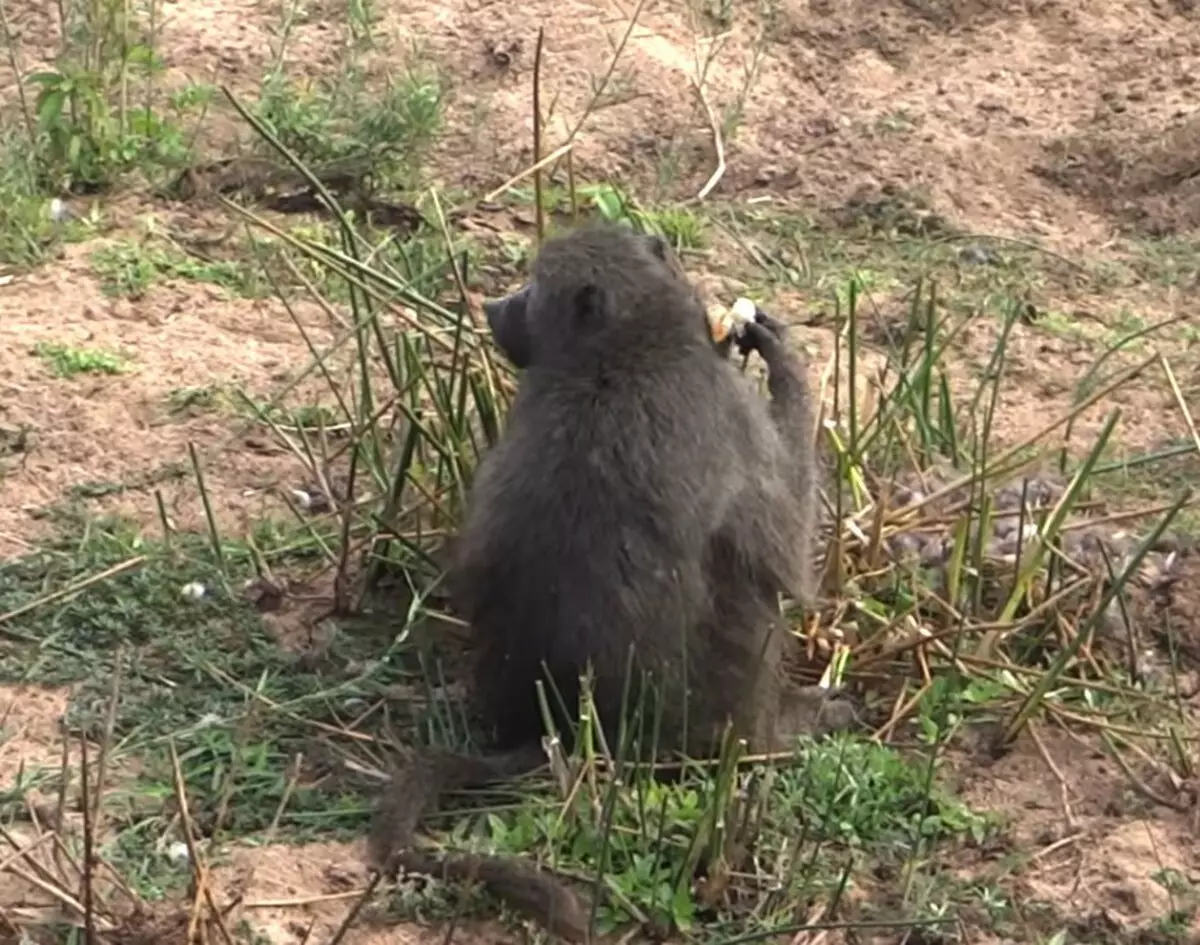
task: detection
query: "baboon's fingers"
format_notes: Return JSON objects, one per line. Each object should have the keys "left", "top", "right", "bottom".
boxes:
{"left": 752, "top": 307, "right": 786, "bottom": 338}
{"left": 735, "top": 318, "right": 784, "bottom": 358}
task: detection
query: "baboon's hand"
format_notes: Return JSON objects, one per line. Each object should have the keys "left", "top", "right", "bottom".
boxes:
{"left": 735, "top": 309, "right": 786, "bottom": 359}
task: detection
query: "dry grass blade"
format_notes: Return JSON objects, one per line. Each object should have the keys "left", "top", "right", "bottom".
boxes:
{"left": 168, "top": 739, "right": 236, "bottom": 945}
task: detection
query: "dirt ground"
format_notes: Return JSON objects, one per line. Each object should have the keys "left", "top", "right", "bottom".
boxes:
{"left": 2, "top": 0, "right": 1200, "bottom": 942}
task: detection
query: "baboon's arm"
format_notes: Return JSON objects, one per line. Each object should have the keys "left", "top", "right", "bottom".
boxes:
{"left": 731, "top": 315, "right": 818, "bottom": 604}
{"left": 738, "top": 314, "right": 815, "bottom": 460}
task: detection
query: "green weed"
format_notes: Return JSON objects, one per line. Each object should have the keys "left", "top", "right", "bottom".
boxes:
{"left": 28, "top": 67, "right": 198, "bottom": 190}
{"left": 465, "top": 733, "right": 990, "bottom": 937}
{"left": 0, "top": 132, "right": 97, "bottom": 265}
{"left": 14, "top": 0, "right": 208, "bottom": 192}
{"left": 166, "top": 384, "right": 226, "bottom": 416}
{"left": 235, "top": 394, "right": 343, "bottom": 435}
{"left": 91, "top": 239, "right": 256, "bottom": 297}
{"left": 0, "top": 515, "right": 399, "bottom": 888}
{"left": 1129, "top": 235, "right": 1200, "bottom": 288}
{"left": 251, "top": 54, "right": 446, "bottom": 190}
{"left": 33, "top": 340, "right": 129, "bottom": 377}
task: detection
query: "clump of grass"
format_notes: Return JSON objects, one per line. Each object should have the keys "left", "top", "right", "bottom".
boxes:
{"left": 233, "top": 392, "right": 345, "bottom": 437}
{"left": 580, "top": 182, "right": 708, "bottom": 250}
{"left": 0, "top": 0, "right": 214, "bottom": 270}
{"left": 250, "top": 10, "right": 446, "bottom": 194}
{"left": 33, "top": 340, "right": 129, "bottom": 377}
{"left": 450, "top": 729, "right": 992, "bottom": 937}
{"left": 166, "top": 384, "right": 226, "bottom": 416}
{"left": 502, "top": 180, "right": 709, "bottom": 252}
{"left": 0, "top": 522, "right": 358, "bottom": 923}
{"left": 0, "top": 513, "right": 384, "bottom": 817}
{"left": 91, "top": 239, "right": 256, "bottom": 297}
{"left": 0, "top": 130, "right": 97, "bottom": 266}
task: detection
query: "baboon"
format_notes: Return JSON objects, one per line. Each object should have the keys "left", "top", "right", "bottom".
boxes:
{"left": 369, "top": 222, "right": 856, "bottom": 939}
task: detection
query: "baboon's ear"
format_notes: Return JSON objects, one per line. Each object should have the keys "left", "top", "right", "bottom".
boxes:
{"left": 570, "top": 282, "right": 615, "bottom": 333}
{"left": 484, "top": 285, "right": 534, "bottom": 369}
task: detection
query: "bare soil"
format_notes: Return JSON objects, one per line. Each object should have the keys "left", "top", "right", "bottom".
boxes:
{"left": 956, "top": 727, "right": 1200, "bottom": 940}
{"left": 2, "top": 0, "right": 1200, "bottom": 942}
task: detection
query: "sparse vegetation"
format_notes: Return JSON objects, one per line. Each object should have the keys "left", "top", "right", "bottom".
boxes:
{"left": 91, "top": 239, "right": 256, "bottom": 297}
{"left": 1, "top": 1, "right": 1199, "bottom": 944}
{"left": 165, "top": 384, "right": 225, "bottom": 415}
{"left": 33, "top": 340, "right": 129, "bottom": 376}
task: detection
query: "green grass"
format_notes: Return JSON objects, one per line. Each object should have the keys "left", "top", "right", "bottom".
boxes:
{"left": 33, "top": 340, "right": 130, "bottom": 377}
{"left": 90, "top": 240, "right": 258, "bottom": 298}
{"left": 463, "top": 734, "right": 994, "bottom": 937}
{"left": 0, "top": 132, "right": 98, "bottom": 266}
{"left": 1127, "top": 234, "right": 1200, "bottom": 288}
{"left": 252, "top": 59, "right": 445, "bottom": 187}
{"left": 0, "top": 510, "right": 998, "bottom": 936}
{"left": 0, "top": 0, "right": 447, "bottom": 276}
{"left": 4, "top": 0, "right": 211, "bottom": 201}
{"left": 0, "top": 516, "right": 405, "bottom": 895}
{"left": 166, "top": 384, "right": 227, "bottom": 416}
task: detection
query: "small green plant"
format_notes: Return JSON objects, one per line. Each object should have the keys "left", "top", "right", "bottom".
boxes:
{"left": 251, "top": 56, "right": 445, "bottom": 188}
{"left": 359, "top": 64, "right": 445, "bottom": 161}
{"left": 1150, "top": 868, "right": 1200, "bottom": 941}
{"left": 33, "top": 341, "right": 128, "bottom": 377}
{"left": 22, "top": 0, "right": 205, "bottom": 191}
{"left": 235, "top": 394, "right": 343, "bottom": 434}
{"left": 876, "top": 108, "right": 920, "bottom": 134}
{"left": 29, "top": 67, "right": 194, "bottom": 190}
{"left": 462, "top": 731, "right": 989, "bottom": 938}
{"left": 577, "top": 183, "right": 707, "bottom": 250}
{"left": 166, "top": 385, "right": 225, "bottom": 416}
{"left": 777, "top": 734, "right": 993, "bottom": 846}
{"left": 91, "top": 240, "right": 255, "bottom": 297}
{"left": 834, "top": 269, "right": 890, "bottom": 310}
{"left": 0, "top": 133, "right": 96, "bottom": 265}
{"left": 645, "top": 206, "right": 707, "bottom": 250}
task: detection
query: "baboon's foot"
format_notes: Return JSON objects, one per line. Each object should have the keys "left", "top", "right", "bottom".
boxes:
{"left": 777, "top": 684, "right": 862, "bottom": 743}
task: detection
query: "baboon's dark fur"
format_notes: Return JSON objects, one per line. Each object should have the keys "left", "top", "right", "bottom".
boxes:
{"left": 465, "top": 221, "right": 828, "bottom": 753}
{"left": 369, "top": 222, "right": 854, "bottom": 940}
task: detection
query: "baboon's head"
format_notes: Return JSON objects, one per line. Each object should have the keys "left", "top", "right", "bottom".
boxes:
{"left": 482, "top": 223, "right": 710, "bottom": 370}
